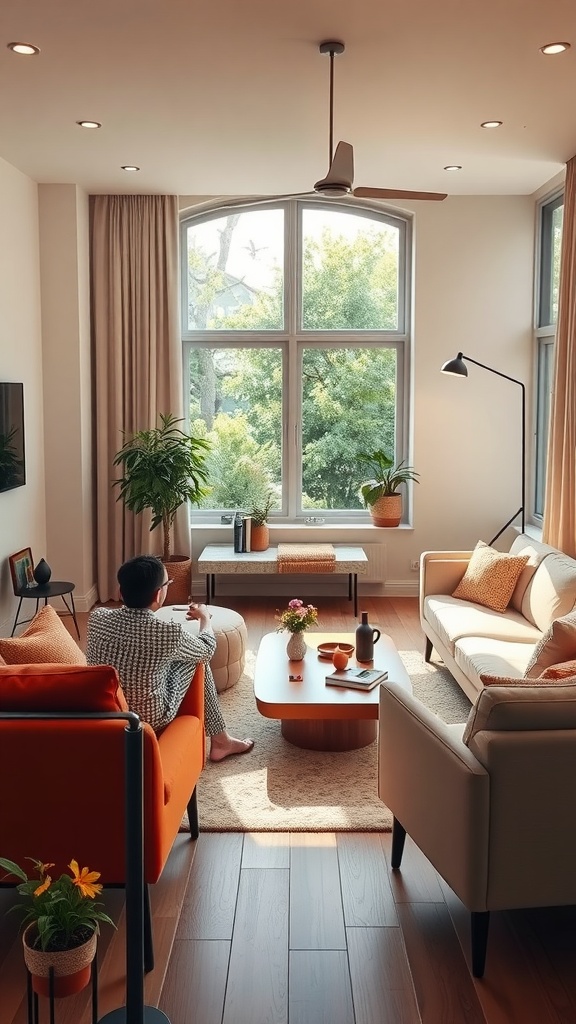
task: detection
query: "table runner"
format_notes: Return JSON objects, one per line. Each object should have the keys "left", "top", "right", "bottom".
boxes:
{"left": 277, "top": 543, "right": 336, "bottom": 573}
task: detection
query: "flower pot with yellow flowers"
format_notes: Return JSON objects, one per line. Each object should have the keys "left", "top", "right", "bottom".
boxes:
{"left": 0, "top": 856, "right": 115, "bottom": 998}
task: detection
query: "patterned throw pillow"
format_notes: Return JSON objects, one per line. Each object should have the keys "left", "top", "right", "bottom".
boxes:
{"left": 524, "top": 612, "right": 576, "bottom": 678}
{"left": 0, "top": 605, "right": 86, "bottom": 665}
{"left": 539, "top": 659, "right": 576, "bottom": 680}
{"left": 452, "top": 541, "right": 530, "bottom": 614}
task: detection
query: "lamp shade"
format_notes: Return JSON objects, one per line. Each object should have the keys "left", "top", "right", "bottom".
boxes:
{"left": 441, "top": 353, "right": 468, "bottom": 376}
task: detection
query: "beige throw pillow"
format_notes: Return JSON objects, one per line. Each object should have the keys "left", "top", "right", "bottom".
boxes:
{"left": 462, "top": 680, "right": 576, "bottom": 746}
{"left": 0, "top": 605, "right": 86, "bottom": 665}
{"left": 452, "top": 541, "right": 529, "bottom": 614}
{"left": 524, "top": 612, "right": 576, "bottom": 678}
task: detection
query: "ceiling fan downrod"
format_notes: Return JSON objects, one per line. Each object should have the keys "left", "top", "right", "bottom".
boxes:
{"left": 319, "top": 41, "right": 344, "bottom": 166}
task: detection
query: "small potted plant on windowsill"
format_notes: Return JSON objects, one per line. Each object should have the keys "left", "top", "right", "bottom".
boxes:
{"left": 357, "top": 450, "right": 420, "bottom": 527}
{"left": 248, "top": 491, "right": 275, "bottom": 551}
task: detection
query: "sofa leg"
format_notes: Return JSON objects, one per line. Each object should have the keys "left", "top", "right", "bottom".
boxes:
{"left": 391, "top": 817, "right": 407, "bottom": 869}
{"left": 424, "top": 637, "right": 433, "bottom": 663}
{"left": 187, "top": 786, "right": 200, "bottom": 840}
{"left": 471, "top": 911, "right": 490, "bottom": 978}
{"left": 144, "top": 882, "right": 154, "bottom": 973}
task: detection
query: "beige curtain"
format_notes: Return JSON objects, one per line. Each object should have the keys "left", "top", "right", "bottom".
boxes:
{"left": 91, "top": 195, "right": 190, "bottom": 600}
{"left": 543, "top": 158, "right": 576, "bottom": 556}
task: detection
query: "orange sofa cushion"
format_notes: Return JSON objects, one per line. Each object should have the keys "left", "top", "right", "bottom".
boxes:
{"left": 0, "top": 663, "right": 128, "bottom": 712}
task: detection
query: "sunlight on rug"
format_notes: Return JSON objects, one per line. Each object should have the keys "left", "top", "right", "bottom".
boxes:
{"left": 188, "top": 648, "right": 472, "bottom": 833}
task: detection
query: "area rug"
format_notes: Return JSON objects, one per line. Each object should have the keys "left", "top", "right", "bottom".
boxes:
{"left": 194, "top": 649, "right": 472, "bottom": 833}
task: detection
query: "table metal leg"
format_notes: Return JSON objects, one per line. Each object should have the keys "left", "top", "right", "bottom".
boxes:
{"left": 60, "top": 591, "right": 81, "bottom": 639}
{"left": 353, "top": 573, "right": 358, "bottom": 617}
{"left": 10, "top": 596, "right": 24, "bottom": 636}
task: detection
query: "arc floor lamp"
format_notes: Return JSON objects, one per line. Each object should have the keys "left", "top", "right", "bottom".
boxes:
{"left": 441, "top": 352, "right": 526, "bottom": 545}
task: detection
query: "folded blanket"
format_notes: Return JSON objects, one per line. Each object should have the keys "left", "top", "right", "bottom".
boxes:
{"left": 277, "top": 543, "right": 336, "bottom": 574}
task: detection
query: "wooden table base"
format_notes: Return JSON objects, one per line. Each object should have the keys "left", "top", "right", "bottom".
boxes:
{"left": 281, "top": 717, "right": 377, "bottom": 751}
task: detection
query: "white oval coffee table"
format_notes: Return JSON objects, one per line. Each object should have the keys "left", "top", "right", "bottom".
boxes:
{"left": 254, "top": 631, "right": 412, "bottom": 751}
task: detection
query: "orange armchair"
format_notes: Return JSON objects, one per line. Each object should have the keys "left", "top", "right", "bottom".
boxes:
{"left": 0, "top": 662, "right": 205, "bottom": 971}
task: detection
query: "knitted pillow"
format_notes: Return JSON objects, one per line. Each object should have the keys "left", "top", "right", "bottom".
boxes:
{"left": 524, "top": 612, "right": 576, "bottom": 678}
{"left": 0, "top": 605, "right": 86, "bottom": 665}
{"left": 539, "top": 659, "right": 576, "bottom": 680}
{"left": 452, "top": 541, "right": 529, "bottom": 613}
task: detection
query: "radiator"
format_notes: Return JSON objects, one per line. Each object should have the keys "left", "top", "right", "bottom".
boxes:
{"left": 362, "top": 542, "right": 387, "bottom": 582}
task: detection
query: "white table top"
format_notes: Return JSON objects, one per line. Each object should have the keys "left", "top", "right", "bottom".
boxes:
{"left": 198, "top": 544, "right": 368, "bottom": 574}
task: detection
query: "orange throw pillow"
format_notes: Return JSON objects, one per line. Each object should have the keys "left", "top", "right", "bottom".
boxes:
{"left": 539, "top": 659, "right": 576, "bottom": 680}
{"left": 0, "top": 605, "right": 86, "bottom": 665}
{"left": 452, "top": 541, "right": 529, "bottom": 613}
{"left": 0, "top": 663, "right": 128, "bottom": 712}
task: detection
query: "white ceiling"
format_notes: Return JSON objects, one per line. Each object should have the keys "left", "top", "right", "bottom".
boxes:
{"left": 1, "top": 0, "right": 575, "bottom": 197}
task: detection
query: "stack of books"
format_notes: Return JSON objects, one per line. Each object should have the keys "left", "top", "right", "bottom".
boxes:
{"left": 233, "top": 513, "right": 252, "bottom": 552}
{"left": 325, "top": 667, "right": 388, "bottom": 691}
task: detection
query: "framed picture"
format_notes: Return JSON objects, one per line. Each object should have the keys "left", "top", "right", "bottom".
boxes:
{"left": 9, "top": 548, "right": 36, "bottom": 592}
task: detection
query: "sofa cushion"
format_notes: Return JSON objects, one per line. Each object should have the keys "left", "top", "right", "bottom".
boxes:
{"left": 452, "top": 541, "right": 529, "bottom": 613}
{"left": 462, "top": 680, "right": 576, "bottom": 746}
{"left": 524, "top": 612, "right": 576, "bottom": 678}
{"left": 518, "top": 552, "right": 576, "bottom": 631}
{"left": 507, "top": 539, "right": 547, "bottom": 614}
{"left": 454, "top": 637, "right": 536, "bottom": 686}
{"left": 424, "top": 595, "right": 541, "bottom": 656}
{"left": 0, "top": 663, "right": 128, "bottom": 711}
{"left": 0, "top": 605, "right": 86, "bottom": 665}
{"left": 539, "top": 659, "right": 576, "bottom": 680}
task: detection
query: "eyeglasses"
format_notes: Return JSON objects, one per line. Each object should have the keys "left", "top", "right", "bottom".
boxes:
{"left": 161, "top": 579, "right": 173, "bottom": 589}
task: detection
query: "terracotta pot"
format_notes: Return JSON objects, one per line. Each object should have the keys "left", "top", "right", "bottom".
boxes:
{"left": 369, "top": 494, "right": 402, "bottom": 527}
{"left": 286, "top": 631, "right": 307, "bottom": 661}
{"left": 23, "top": 923, "right": 97, "bottom": 998}
{"left": 332, "top": 646, "right": 350, "bottom": 671}
{"left": 250, "top": 523, "right": 269, "bottom": 551}
{"left": 163, "top": 554, "right": 192, "bottom": 604}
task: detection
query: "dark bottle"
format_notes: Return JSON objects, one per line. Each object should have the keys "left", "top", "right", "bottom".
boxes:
{"left": 233, "top": 512, "right": 243, "bottom": 553}
{"left": 33, "top": 558, "right": 52, "bottom": 585}
{"left": 355, "top": 611, "right": 381, "bottom": 662}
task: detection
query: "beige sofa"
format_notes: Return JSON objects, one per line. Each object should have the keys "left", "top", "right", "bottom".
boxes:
{"left": 420, "top": 534, "right": 576, "bottom": 702}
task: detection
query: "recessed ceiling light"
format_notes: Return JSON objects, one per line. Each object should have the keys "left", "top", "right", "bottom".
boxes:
{"left": 540, "top": 41, "right": 571, "bottom": 55}
{"left": 77, "top": 120, "right": 102, "bottom": 129}
{"left": 121, "top": 165, "right": 140, "bottom": 172}
{"left": 480, "top": 120, "right": 503, "bottom": 129}
{"left": 444, "top": 165, "right": 462, "bottom": 171}
{"left": 7, "top": 41, "right": 40, "bottom": 55}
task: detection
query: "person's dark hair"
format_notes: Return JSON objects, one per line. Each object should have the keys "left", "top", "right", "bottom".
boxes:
{"left": 117, "top": 555, "right": 166, "bottom": 608}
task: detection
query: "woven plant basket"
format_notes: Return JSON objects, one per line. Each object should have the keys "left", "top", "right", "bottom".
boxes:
{"left": 163, "top": 555, "right": 192, "bottom": 604}
{"left": 369, "top": 494, "right": 402, "bottom": 527}
{"left": 23, "top": 923, "right": 97, "bottom": 997}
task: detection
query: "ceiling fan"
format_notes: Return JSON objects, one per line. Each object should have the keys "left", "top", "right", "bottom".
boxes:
{"left": 306, "top": 41, "right": 447, "bottom": 203}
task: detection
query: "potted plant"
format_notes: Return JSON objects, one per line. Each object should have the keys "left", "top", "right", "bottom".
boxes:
{"left": 0, "top": 856, "right": 115, "bottom": 998}
{"left": 113, "top": 413, "right": 211, "bottom": 602}
{"left": 357, "top": 450, "right": 419, "bottom": 527}
{"left": 248, "top": 491, "right": 275, "bottom": 551}
{"left": 275, "top": 598, "right": 319, "bottom": 661}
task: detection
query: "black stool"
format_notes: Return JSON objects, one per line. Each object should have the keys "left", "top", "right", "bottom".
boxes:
{"left": 11, "top": 582, "right": 80, "bottom": 639}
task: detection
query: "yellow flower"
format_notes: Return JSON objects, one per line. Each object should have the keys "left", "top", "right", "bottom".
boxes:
{"left": 69, "top": 860, "right": 103, "bottom": 899}
{"left": 33, "top": 875, "right": 52, "bottom": 896}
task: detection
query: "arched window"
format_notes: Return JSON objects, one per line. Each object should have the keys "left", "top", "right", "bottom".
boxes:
{"left": 180, "top": 200, "right": 412, "bottom": 521}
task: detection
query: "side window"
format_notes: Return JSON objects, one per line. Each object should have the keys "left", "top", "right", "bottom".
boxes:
{"left": 534, "top": 193, "right": 563, "bottom": 518}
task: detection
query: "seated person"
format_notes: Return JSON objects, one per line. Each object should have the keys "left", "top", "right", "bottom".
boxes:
{"left": 86, "top": 554, "right": 253, "bottom": 763}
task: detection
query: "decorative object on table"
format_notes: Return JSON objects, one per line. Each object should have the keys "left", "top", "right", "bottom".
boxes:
{"left": 325, "top": 666, "right": 388, "bottom": 690}
{"left": 441, "top": 352, "right": 526, "bottom": 544}
{"left": 357, "top": 449, "right": 419, "bottom": 527}
{"left": 8, "top": 547, "right": 36, "bottom": 592}
{"left": 277, "top": 543, "right": 335, "bottom": 573}
{"left": 0, "top": 855, "right": 115, "bottom": 998}
{"left": 332, "top": 645, "right": 350, "bottom": 670}
{"left": 113, "top": 412, "right": 211, "bottom": 603}
{"left": 276, "top": 598, "right": 319, "bottom": 661}
{"left": 32, "top": 557, "right": 52, "bottom": 585}
{"left": 248, "top": 490, "right": 275, "bottom": 551}
{"left": 355, "top": 611, "right": 382, "bottom": 662}
{"left": 317, "top": 640, "right": 355, "bottom": 660}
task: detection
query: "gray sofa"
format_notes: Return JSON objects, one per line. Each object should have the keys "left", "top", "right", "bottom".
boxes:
{"left": 420, "top": 534, "right": 576, "bottom": 702}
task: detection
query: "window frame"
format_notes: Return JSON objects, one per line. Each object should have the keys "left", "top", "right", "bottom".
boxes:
{"left": 180, "top": 197, "right": 413, "bottom": 524}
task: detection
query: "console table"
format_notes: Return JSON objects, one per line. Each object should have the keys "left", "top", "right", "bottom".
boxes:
{"left": 197, "top": 544, "right": 368, "bottom": 616}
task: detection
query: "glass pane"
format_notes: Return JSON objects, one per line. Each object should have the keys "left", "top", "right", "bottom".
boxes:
{"left": 550, "top": 202, "right": 563, "bottom": 324}
{"left": 185, "top": 209, "right": 284, "bottom": 330}
{"left": 187, "top": 346, "right": 282, "bottom": 511}
{"left": 535, "top": 339, "right": 554, "bottom": 517}
{"left": 301, "top": 347, "right": 397, "bottom": 510}
{"left": 301, "top": 208, "right": 399, "bottom": 330}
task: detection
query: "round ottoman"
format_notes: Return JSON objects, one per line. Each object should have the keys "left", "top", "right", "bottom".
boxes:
{"left": 155, "top": 604, "right": 247, "bottom": 692}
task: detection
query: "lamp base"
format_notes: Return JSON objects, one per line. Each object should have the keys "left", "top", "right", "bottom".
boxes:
{"left": 98, "top": 1008, "right": 171, "bottom": 1023}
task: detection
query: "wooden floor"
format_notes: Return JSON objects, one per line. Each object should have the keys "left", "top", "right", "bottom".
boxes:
{"left": 2, "top": 595, "right": 576, "bottom": 1024}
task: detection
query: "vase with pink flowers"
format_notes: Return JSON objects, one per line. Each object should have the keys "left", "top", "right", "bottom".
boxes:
{"left": 275, "top": 598, "right": 319, "bottom": 661}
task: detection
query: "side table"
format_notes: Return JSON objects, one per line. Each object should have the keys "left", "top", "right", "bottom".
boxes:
{"left": 11, "top": 582, "right": 80, "bottom": 639}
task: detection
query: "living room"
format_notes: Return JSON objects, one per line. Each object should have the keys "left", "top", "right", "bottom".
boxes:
{"left": 1, "top": 2, "right": 576, "bottom": 1022}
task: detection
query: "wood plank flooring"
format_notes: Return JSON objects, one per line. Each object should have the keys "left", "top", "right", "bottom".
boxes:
{"left": 2, "top": 596, "right": 576, "bottom": 1024}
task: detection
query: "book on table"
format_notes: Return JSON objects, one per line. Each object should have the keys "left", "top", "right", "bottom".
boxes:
{"left": 325, "top": 667, "right": 388, "bottom": 691}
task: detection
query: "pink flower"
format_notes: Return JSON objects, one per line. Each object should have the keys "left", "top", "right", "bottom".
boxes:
{"left": 288, "top": 599, "right": 303, "bottom": 609}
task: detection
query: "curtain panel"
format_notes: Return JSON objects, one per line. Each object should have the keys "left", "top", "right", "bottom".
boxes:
{"left": 90, "top": 194, "right": 190, "bottom": 600}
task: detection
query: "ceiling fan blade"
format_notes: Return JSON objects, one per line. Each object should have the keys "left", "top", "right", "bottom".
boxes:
{"left": 314, "top": 141, "right": 354, "bottom": 195}
{"left": 353, "top": 186, "right": 447, "bottom": 202}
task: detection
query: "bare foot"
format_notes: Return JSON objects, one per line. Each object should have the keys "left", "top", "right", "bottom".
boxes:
{"left": 209, "top": 734, "right": 255, "bottom": 763}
